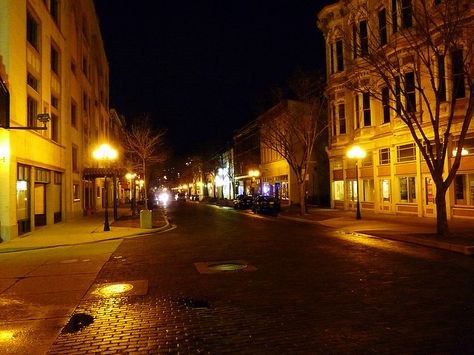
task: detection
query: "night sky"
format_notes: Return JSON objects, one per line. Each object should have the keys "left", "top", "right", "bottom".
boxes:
{"left": 94, "top": 1, "right": 330, "bottom": 158}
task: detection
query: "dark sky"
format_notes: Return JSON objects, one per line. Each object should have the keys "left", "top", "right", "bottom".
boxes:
{"left": 94, "top": 1, "right": 330, "bottom": 158}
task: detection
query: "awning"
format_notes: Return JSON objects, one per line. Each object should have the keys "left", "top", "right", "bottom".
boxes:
{"left": 82, "top": 167, "right": 128, "bottom": 179}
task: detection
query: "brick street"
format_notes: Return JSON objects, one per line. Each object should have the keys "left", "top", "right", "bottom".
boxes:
{"left": 49, "top": 203, "right": 474, "bottom": 354}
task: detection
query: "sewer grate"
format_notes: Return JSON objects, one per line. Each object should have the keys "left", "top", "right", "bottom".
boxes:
{"left": 61, "top": 313, "right": 94, "bottom": 334}
{"left": 177, "top": 298, "right": 211, "bottom": 309}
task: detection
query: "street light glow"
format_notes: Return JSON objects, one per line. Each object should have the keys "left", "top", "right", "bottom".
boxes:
{"left": 346, "top": 146, "right": 366, "bottom": 220}
{"left": 93, "top": 144, "right": 118, "bottom": 160}
{"left": 346, "top": 145, "right": 366, "bottom": 159}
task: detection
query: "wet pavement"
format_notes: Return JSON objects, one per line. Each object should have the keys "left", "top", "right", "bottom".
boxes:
{"left": 1, "top": 203, "right": 474, "bottom": 353}
{"left": 47, "top": 203, "right": 474, "bottom": 354}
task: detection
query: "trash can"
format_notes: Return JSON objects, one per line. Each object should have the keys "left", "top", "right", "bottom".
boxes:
{"left": 140, "top": 209, "right": 152, "bottom": 229}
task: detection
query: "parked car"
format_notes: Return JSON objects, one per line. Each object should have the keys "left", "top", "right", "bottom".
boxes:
{"left": 233, "top": 194, "right": 254, "bottom": 210}
{"left": 252, "top": 195, "right": 280, "bottom": 215}
{"left": 176, "top": 192, "right": 186, "bottom": 205}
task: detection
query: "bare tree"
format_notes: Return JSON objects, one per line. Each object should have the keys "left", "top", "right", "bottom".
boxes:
{"left": 123, "top": 115, "right": 166, "bottom": 210}
{"left": 259, "top": 73, "right": 328, "bottom": 215}
{"left": 344, "top": 0, "right": 473, "bottom": 236}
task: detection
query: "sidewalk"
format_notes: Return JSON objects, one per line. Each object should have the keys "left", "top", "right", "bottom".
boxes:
{"left": 0, "top": 207, "right": 170, "bottom": 253}
{"left": 279, "top": 206, "right": 474, "bottom": 256}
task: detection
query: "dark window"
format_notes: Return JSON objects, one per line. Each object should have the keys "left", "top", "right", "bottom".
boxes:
{"left": 397, "top": 143, "right": 416, "bottom": 162}
{"left": 50, "top": 0, "right": 59, "bottom": 24}
{"left": 437, "top": 55, "right": 446, "bottom": 101}
{"left": 51, "top": 113, "right": 59, "bottom": 142}
{"left": 401, "top": 0, "right": 412, "bottom": 28}
{"left": 338, "top": 103, "right": 346, "bottom": 134}
{"left": 455, "top": 175, "right": 464, "bottom": 201}
{"left": 27, "top": 12, "right": 39, "bottom": 50}
{"left": 51, "top": 95, "right": 59, "bottom": 109}
{"left": 0, "top": 79, "right": 9, "bottom": 128}
{"left": 405, "top": 72, "right": 416, "bottom": 112}
{"left": 51, "top": 46, "right": 59, "bottom": 75}
{"left": 379, "top": 148, "right": 391, "bottom": 164}
{"left": 451, "top": 49, "right": 466, "bottom": 99}
{"left": 27, "top": 96, "right": 38, "bottom": 127}
{"left": 336, "top": 40, "right": 344, "bottom": 72}
{"left": 71, "top": 101, "right": 77, "bottom": 128}
{"left": 382, "top": 87, "right": 390, "bottom": 123}
{"left": 82, "top": 57, "right": 88, "bottom": 78}
{"left": 392, "top": 0, "right": 398, "bottom": 34}
{"left": 353, "top": 25, "right": 358, "bottom": 59}
{"left": 363, "top": 93, "right": 371, "bottom": 126}
{"left": 359, "top": 20, "right": 368, "bottom": 56}
{"left": 330, "top": 43, "right": 335, "bottom": 74}
{"left": 27, "top": 73, "right": 38, "bottom": 91}
{"left": 355, "top": 94, "right": 360, "bottom": 129}
{"left": 332, "top": 105, "right": 337, "bottom": 136}
{"left": 72, "top": 145, "right": 78, "bottom": 172}
{"left": 395, "top": 76, "right": 401, "bottom": 114}
{"left": 379, "top": 9, "right": 387, "bottom": 46}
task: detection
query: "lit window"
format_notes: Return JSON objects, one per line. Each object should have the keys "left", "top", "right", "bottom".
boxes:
{"left": 333, "top": 181, "right": 344, "bottom": 200}
{"left": 381, "top": 179, "right": 391, "bottom": 202}
{"left": 399, "top": 176, "right": 416, "bottom": 202}
{"left": 362, "top": 179, "right": 374, "bottom": 202}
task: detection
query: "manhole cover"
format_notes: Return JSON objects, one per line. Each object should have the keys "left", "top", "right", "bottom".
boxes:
{"left": 208, "top": 262, "right": 247, "bottom": 271}
{"left": 61, "top": 313, "right": 94, "bottom": 334}
{"left": 194, "top": 260, "right": 257, "bottom": 274}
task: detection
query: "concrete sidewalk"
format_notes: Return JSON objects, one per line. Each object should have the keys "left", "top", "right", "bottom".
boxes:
{"left": 279, "top": 206, "right": 474, "bottom": 256}
{"left": 0, "top": 207, "right": 170, "bottom": 253}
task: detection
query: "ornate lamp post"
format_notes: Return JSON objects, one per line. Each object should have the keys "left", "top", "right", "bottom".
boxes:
{"left": 93, "top": 144, "right": 117, "bottom": 231}
{"left": 346, "top": 146, "right": 366, "bottom": 220}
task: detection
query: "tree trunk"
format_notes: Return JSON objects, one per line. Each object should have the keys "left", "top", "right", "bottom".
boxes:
{"left": 299, "top": 180, "right": 306, "bottom": 216}
{"left": 435, "top": 184, "right": 449, "bottom": 237}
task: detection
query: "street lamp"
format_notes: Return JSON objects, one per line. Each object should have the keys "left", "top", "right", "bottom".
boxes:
{"left": 346, "top": 146, "right": 366, "bottom": 220}
{"left": 93, "top": 144, "right": 118, "bottom": 231}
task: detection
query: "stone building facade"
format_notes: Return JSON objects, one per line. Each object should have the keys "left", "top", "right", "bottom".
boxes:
{"left": 0, "top": 0, "right": 113, "bottom": 240}
{"left": 318, "top": 0, "right": 474, "bottom": 219}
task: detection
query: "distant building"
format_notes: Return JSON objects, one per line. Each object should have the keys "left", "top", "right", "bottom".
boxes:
{"left": 233, "top": 120, "right": 261, "bottom": 197}
{"left": 233, "top": 100, "right": 329, "bottom": 206}
{"left": 0, "top": 0, "right": 116, "bottom": 240}
{"left": 258, "top": 100, "right": 329, "bottom": 206}
{"left": 318, "top": 0, "right": 474, "bottom": 219}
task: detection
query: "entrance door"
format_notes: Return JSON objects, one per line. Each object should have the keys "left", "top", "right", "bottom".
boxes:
{"left": 34, "top": 183, "right": 46, "bottom": 226}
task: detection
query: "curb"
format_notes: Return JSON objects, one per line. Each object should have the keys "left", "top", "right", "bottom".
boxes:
{"left": 279, "top": 214, "right": 474, "bottom": 256}
{"left": 0, "top": 216, "right": 173, "bottom": 254}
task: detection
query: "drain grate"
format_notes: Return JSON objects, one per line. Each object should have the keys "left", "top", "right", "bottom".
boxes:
{"left": 177, "top": 298, "right": 211, "bottom": 309}
{"left": 61, "top": 313, "right": 94, "bottom": 334}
